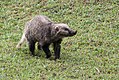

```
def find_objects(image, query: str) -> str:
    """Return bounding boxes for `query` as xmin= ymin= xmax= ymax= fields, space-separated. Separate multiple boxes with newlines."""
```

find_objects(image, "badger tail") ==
xmin=16 ymin=33 xmax=26 ymax=48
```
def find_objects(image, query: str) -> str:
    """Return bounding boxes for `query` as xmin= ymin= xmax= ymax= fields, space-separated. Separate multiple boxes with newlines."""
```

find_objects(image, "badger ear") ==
xmin=55 ymin=26 xmax=59 ymax=31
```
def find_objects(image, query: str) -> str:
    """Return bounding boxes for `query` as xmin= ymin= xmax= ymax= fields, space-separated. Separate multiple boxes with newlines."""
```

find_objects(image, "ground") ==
xmin=0 ymin=0 xmax=119 ymax=80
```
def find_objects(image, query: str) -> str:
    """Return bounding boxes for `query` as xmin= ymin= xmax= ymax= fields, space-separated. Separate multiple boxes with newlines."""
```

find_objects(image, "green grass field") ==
xmin=0 ymin=0 xmax=119 ymax=80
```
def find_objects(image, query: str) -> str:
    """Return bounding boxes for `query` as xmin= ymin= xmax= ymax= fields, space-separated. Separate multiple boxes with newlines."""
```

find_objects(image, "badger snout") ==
xmin=73 ymin=30 xmax=77 ymax=35
xmin=69 ymin=30 xmax=77 ymax=36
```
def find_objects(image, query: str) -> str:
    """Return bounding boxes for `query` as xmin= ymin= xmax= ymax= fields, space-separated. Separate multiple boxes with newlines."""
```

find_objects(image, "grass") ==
xmin=0 ymin=0 xmax=119 ymax=80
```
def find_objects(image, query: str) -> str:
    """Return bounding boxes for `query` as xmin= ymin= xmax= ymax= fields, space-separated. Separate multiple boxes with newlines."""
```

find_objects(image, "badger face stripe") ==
xmin=53 ymin=23 xmax=77 ymax=37
xmin=64 ymin=27 xmax=69 ymax=31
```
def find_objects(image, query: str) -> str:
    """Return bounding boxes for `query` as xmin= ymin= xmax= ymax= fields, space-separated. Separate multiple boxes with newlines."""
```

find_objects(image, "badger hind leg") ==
xmin=28 ymin=41 xmax=36 ymax=56
xmin=37 ymin=43 xmax=42 ymax=50
xmin=42 ymin=44 xmax=51 ymax=58
xmin=16 ymin=33 xmax=26 ymax=48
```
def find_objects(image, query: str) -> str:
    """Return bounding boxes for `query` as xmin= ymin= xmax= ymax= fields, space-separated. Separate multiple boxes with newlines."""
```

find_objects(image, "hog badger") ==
xmin=16 ymin=15 xmax=77 ymax=60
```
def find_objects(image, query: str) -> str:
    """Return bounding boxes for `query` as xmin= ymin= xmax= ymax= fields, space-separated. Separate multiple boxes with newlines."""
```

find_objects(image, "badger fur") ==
xmin=16 ymin=15 xmax=77 ymax=60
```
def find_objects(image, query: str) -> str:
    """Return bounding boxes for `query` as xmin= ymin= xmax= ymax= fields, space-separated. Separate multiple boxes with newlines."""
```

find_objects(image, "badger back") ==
xmin=25 ymin=21 xmax=52 ymax=43
xmin=32 ymin=15 xmax=52 ymax=26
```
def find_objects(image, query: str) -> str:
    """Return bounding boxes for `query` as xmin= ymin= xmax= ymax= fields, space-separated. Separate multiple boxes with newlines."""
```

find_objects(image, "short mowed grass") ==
xmin=0 ymin=0 xmax=119 ymax=80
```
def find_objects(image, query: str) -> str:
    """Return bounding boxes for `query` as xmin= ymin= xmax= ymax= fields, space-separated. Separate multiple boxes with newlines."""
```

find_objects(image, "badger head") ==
xmin=54 ymin=23 xmax=77 ymax=38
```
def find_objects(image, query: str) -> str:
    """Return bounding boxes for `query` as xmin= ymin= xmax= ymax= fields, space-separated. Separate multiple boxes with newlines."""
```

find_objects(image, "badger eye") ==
xmin=64 ymin=28 xmax=68 ymax=31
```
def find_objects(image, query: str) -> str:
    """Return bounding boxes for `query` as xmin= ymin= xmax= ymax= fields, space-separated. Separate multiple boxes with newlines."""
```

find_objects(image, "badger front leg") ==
xmin=42 ymin=44 xmax=51 ymax=58
xmin=53 ymin=39 xmax=62 ymax=60
xmin=28 ymin=41 xmax=35 ymax=56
